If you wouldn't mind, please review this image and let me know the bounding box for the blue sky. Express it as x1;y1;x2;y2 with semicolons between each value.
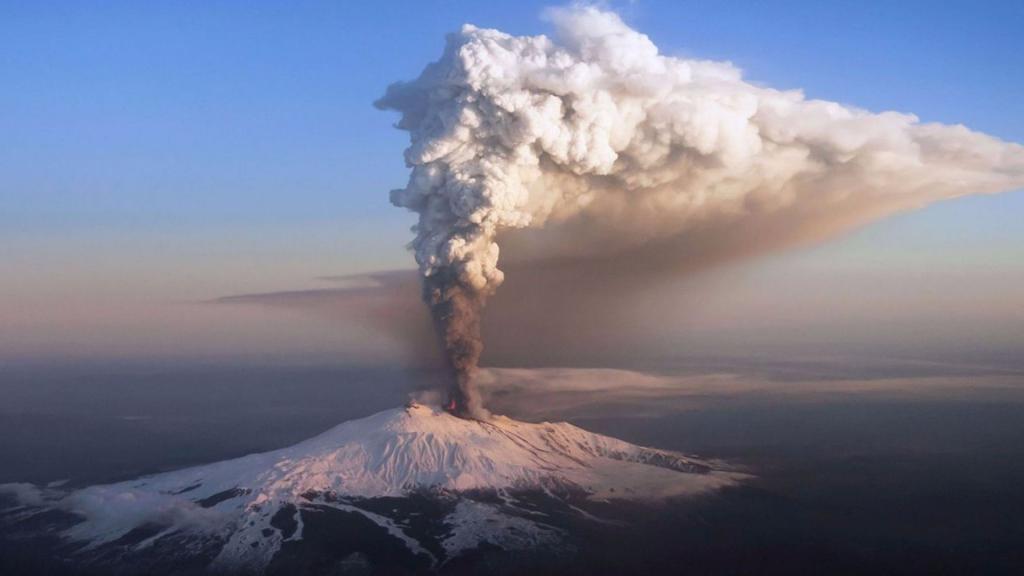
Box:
3;1;1021;231
1;1;1022;362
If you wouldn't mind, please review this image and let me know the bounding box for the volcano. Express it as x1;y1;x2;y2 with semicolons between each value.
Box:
1;403;742;574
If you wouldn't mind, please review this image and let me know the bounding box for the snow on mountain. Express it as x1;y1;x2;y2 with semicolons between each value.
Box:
1;403;743;571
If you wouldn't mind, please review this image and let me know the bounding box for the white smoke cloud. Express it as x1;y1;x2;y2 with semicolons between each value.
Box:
380;5;1023;286
376;5;1024;415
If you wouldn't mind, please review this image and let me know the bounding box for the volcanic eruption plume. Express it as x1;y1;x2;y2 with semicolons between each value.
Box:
376;6;1024;418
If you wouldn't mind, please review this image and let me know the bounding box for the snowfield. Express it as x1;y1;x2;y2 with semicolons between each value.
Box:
1;403;744;570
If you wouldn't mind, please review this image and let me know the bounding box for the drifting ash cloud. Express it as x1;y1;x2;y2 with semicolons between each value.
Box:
376;6;1024;417
475;367;1024;421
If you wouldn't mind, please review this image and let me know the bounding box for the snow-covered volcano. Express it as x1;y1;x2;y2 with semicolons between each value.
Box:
1;403;743;573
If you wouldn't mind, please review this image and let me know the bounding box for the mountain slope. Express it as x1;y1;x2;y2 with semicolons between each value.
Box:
1;403;742;572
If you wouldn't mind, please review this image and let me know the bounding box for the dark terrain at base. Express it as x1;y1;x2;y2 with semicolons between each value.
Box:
3;362;1024;575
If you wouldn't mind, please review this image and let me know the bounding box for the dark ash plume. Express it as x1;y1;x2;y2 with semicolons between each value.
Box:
423;270;487;418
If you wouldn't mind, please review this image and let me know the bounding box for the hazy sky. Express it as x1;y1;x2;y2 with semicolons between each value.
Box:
2;1;1022;364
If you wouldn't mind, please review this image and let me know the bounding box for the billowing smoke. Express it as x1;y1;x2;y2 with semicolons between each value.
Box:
376;6;1024;418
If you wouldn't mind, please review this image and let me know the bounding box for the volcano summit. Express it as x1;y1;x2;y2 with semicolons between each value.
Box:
1;403;741;574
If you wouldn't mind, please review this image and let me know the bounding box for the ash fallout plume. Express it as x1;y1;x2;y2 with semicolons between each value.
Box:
376;6;1024;418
